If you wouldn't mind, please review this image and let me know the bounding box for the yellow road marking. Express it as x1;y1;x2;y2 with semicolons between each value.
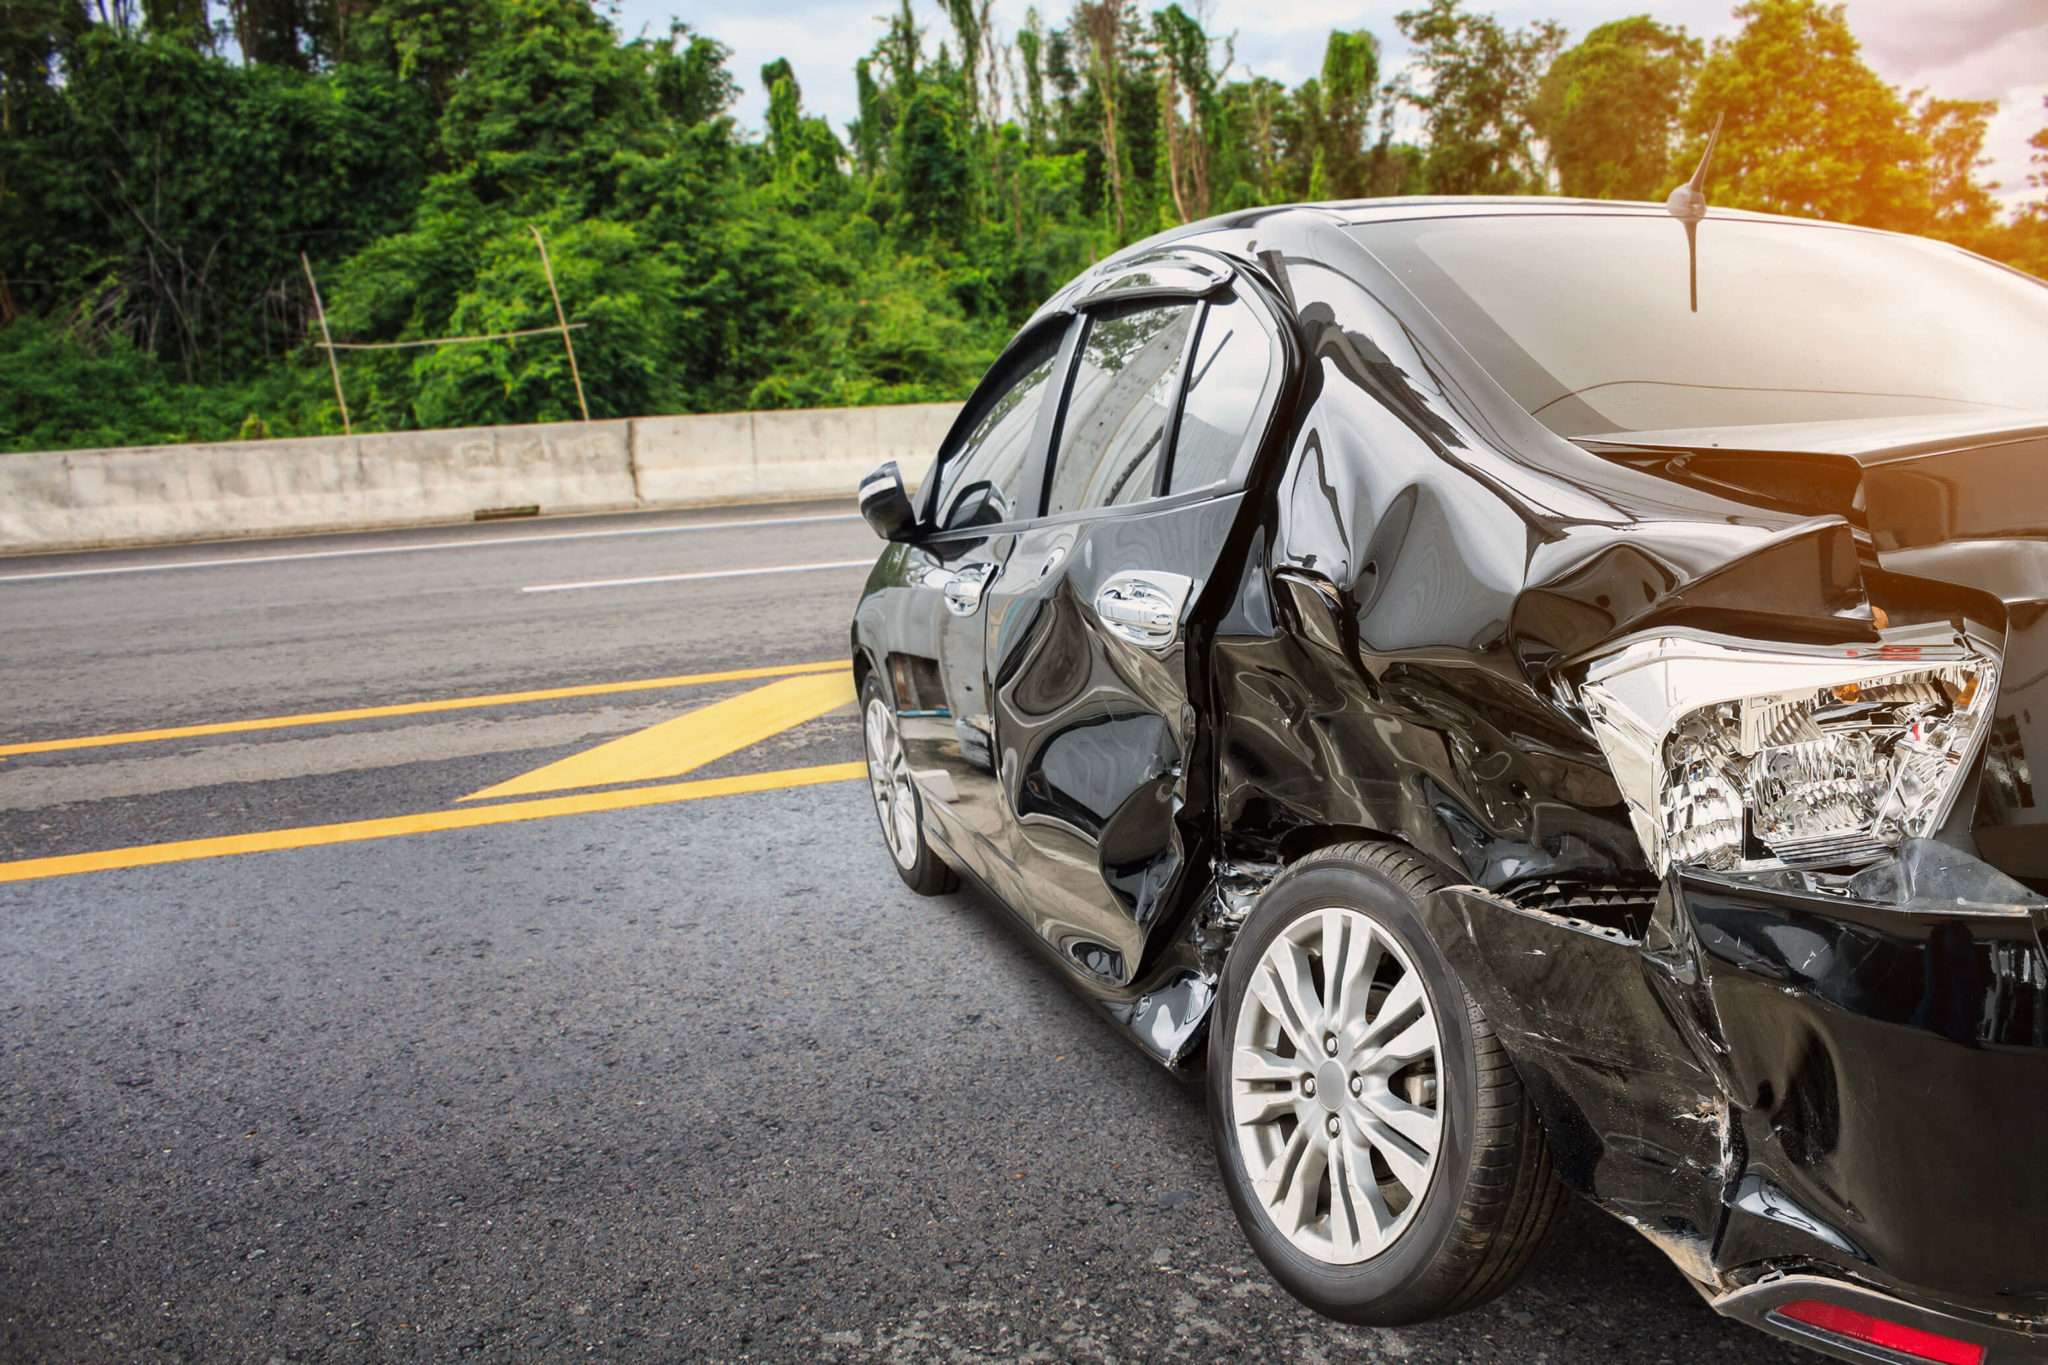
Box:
461;672;857;802
0;661;851;758
0;762;867;884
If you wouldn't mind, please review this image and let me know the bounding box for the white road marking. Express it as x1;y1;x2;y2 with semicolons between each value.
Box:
521;560;873;594
0;512;862;584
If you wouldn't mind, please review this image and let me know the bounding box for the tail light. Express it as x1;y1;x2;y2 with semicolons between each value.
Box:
1774;1298;1986;1365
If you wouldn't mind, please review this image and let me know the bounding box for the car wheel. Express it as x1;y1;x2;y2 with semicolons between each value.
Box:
859;673;958;896
1207;840;1563;1325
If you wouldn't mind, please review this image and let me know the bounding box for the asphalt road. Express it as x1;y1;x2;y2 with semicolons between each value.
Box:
0;503;1808;1362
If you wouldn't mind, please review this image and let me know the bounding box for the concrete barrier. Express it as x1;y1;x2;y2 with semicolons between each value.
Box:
632;401;955;506
0;401;964;554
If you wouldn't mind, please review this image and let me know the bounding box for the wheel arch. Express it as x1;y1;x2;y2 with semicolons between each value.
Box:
1264;825;1467;889
849;629;879;697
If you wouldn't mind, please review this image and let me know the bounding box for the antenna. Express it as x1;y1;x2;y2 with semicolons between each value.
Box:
1665;112;1724;313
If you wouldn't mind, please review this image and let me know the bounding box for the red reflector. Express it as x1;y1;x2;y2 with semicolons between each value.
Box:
1776;1299;1985;1365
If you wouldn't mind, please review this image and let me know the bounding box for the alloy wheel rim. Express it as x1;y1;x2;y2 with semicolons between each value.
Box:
863;697;920;870
1230;906;1445;1264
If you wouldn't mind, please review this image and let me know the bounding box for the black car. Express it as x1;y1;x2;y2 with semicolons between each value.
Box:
848;195;2048;1364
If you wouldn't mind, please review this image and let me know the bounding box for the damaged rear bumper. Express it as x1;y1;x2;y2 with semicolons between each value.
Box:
1421;842;2048;1361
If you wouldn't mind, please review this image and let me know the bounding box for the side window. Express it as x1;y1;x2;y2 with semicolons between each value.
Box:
1168;292;1279;495
1043;302;1197;516
932;331;1064;531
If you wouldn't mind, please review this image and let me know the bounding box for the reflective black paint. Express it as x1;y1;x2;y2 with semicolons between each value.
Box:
850;199;2048;1356
981;493;1244;983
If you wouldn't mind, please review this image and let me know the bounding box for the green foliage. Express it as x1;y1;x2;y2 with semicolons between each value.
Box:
894;80;974;248
435;0;660;216
1684;0;1929;229
1;0;2041;454
645;22;734;127
1533;16;1700;200
759;58;847;198
350;0;495;111
1397;0;1564;194
2;27;425;385
409;219;684;426
1918;97;2001;238
0;316;325;450
1312;30;1378;198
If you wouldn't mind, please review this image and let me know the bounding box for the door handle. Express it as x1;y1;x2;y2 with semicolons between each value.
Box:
1093;571;1194;650
941;562;997;616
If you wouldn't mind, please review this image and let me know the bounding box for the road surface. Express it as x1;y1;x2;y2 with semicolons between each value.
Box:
0;503;1803;1361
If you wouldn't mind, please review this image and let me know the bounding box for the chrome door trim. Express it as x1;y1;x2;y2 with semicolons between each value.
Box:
1093;570;1195;650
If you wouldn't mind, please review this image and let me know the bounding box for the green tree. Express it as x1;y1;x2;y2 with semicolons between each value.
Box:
1314;29;1378;199
406;218;686;426
1996;98;2048;278
2032;96;2048;195
1016;8;1048;150
1;0;84;128
892;78;971;248
6;28;423;377
434;0;663;216
139;0;208;45
2;0;2037;454
1396;0;1563;194
643;23;735;127
1916;96;1999;240
1073;1;1128;236
350;0;494;113
941;0;985;128
1682;0;1930;229
1152;4;1223;221
224;0;345;69
1532;16;1700;200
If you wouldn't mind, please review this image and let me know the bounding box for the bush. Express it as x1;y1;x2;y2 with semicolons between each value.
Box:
0;321;329;453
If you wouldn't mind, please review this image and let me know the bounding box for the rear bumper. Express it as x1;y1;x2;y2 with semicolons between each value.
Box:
1676;863;2048;1320
1424;844;2048;1361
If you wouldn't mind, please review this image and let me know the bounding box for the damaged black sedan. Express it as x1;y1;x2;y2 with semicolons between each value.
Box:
849;195;2048;1364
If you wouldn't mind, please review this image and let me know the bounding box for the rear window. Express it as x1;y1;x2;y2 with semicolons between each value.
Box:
1350;214;2048;439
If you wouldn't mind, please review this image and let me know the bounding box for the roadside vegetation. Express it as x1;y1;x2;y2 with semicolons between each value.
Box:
1;0;2043;452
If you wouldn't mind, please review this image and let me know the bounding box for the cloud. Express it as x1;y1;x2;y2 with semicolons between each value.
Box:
1845;5;2047;215
1842;0;2044;75
650;3;888;130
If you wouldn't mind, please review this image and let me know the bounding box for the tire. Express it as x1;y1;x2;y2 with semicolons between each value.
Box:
859;672;958;896
1206;840;1562;1326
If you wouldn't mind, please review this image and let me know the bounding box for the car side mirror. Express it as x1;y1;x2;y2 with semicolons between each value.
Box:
859;462;919;542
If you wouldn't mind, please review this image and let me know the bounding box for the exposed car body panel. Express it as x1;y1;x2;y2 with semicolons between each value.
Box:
1427;866;2048;1315
850;198;2048;1359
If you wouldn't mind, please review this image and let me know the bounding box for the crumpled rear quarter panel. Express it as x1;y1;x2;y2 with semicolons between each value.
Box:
1206;217;2048;1328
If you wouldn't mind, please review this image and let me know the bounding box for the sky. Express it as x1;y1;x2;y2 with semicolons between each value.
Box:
622;0;2046;214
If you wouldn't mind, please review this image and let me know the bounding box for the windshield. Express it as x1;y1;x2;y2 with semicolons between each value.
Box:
1350;214;2048;439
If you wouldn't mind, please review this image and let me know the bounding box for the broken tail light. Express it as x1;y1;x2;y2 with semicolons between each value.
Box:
1578;625;1999;876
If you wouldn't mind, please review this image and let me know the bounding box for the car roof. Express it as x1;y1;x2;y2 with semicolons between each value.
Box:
1025;195;1921;354
1075;195;1863;289
1319;194;1798;226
